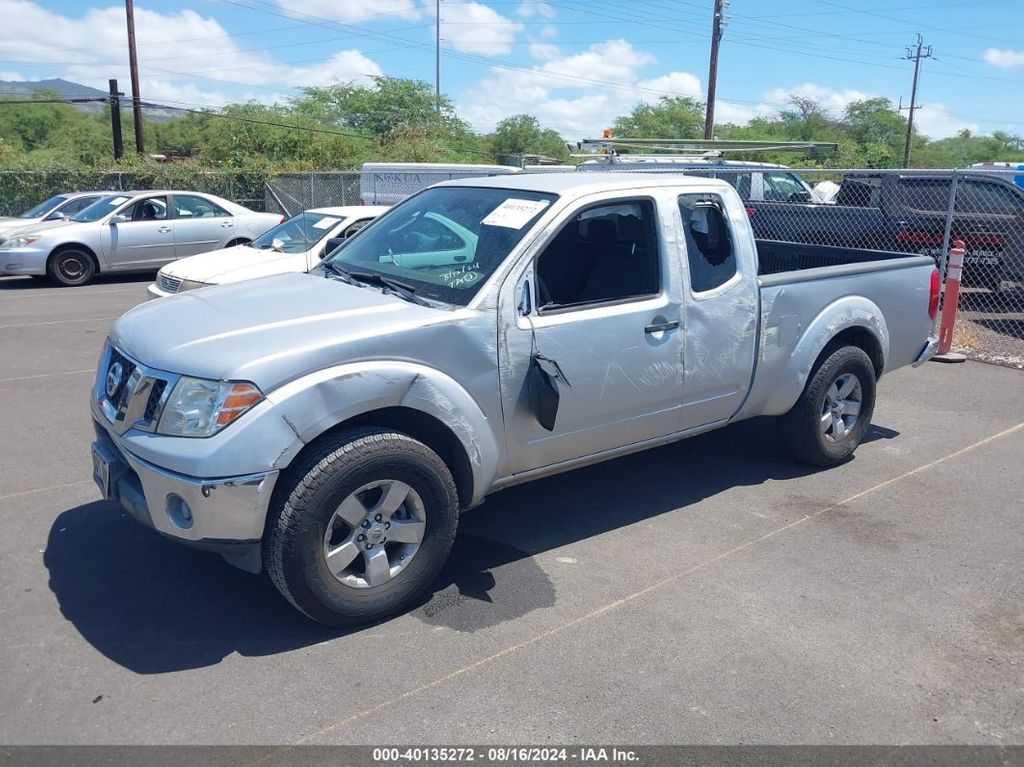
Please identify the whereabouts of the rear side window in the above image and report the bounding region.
[535,199,660,309]
[174,194,230,218]
[837,178,881,207]
[763,172,809,202]
[718,172,752,200]
[679,194,737,293]
[895,179,951,213]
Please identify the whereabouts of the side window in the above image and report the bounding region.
[763,172,809,202]
[343,218,372,237]
[121,196,168,222]
[837,178,880,207]
[535,199,660,309]
[61,196,101,216]
[719,173,751,200]
[679,195,737,293]
[896,179,950,213]
[956,181,1023,215]
[174,194,229,219]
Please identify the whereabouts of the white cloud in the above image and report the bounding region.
[0,71,25,81]
[529,43,561,61]
[458,39,702,139]
[913,103,979,140]
[275,0,420,23]
[540,24,558,39]
[762,83,872,115]
[517,0,555,18]
[983,48,1024,69]
[0,0,382,109]
[443,2,523,55]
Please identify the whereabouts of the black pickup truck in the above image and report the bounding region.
[742,172,1024,291]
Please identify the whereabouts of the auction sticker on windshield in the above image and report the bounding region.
[313,217,341,230]
[482,198,550,229]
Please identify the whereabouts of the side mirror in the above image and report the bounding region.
[45,211,66,221]
[518,280,533,316]
[108,214,128,225]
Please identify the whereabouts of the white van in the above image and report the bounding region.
[359,163,520,205]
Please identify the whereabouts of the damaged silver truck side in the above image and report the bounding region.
[91,174,940,625]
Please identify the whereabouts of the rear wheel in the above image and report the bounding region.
[264,428,459,626]
[778,344,877,467]
[47,248,96,287]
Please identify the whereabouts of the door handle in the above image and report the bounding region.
[220,221,233,228]
[645,319,679,334]
[157,226,171,234]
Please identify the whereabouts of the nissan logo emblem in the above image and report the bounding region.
[105,361,123,398]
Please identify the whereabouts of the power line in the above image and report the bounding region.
[901,34,933,167]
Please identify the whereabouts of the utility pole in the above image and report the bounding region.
[703,0,725,140]
[108,79,124,161]
[435,0,441,113]
[124,0,145,154]
[901,33,932,168]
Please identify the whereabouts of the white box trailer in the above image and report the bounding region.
[359,162,521,205]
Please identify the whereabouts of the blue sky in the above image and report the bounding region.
[1,0,1022,140]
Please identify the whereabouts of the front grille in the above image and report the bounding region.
[144,379,167,422]
[98,346,177,435]
[158,272,182,293]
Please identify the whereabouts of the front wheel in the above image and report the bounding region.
[264,428,459,626]
[778,344,877,467]
[47,248,96,287]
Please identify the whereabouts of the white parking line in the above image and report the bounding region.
[0,480,93,503]
[0,317,117,330]
[1,287,144,300]
[0,369,94,384]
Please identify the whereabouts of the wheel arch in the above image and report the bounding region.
[265,361,501,508]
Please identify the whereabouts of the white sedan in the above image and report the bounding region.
[148,205,388,298]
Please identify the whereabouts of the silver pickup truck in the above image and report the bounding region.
[90,174,939,625]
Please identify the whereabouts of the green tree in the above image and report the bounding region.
[488,114,568,163]
[611,96,706,140]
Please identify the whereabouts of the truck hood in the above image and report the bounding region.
[163,244,308,284]
[110,272,445,390]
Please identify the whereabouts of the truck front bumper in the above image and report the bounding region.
[91,418,279,573]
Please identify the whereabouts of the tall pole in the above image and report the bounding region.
[435,0,441,113]
[703,0,725,140]
[902,33,931,168]
[108,79,124,161]
[125,0,145,154]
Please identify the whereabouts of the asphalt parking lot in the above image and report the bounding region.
[1,273,1022,746]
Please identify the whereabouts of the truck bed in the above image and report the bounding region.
[756,239,922,277]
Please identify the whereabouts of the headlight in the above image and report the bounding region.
[9,235,40,248]
[178,279,207,292]
[156,377,264,437]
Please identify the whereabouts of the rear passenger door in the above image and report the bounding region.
[678,193,759,429]
[498,196,685,474]
[171,194,235,259]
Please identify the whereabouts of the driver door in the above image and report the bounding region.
[102,195,174,271]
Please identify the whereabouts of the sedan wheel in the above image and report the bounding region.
[48,249,96,287]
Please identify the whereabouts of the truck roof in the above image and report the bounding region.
[434,171,733,198]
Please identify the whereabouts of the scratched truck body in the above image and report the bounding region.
[90,174,939,625]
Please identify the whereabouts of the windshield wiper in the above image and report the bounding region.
[322,263,430,306]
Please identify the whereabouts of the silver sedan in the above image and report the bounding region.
[0,190,282,286]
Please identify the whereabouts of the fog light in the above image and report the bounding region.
[166,494,194,529]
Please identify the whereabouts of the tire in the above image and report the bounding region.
[47,248,96,287]
[778,344,877,467]
[264,428,459,626]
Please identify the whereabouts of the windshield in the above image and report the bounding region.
[251,211,343,254]
[322,186,556,306]
[19,195,67,219]
[72,195,131,223]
